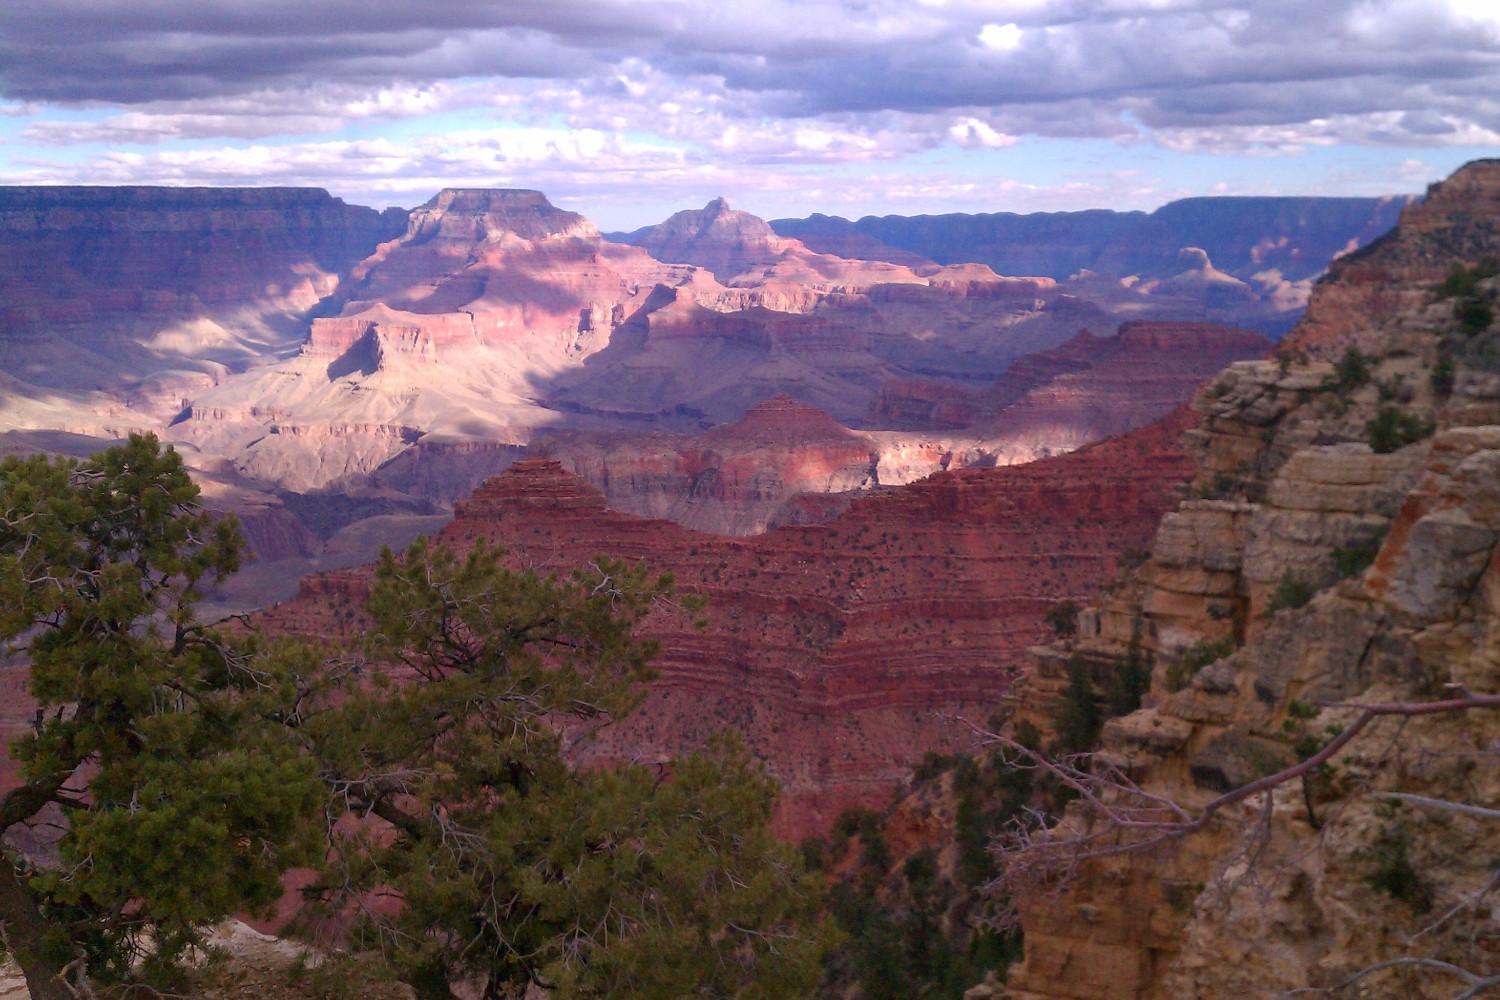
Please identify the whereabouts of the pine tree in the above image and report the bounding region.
[0,435,324,999]
[292,538,830,998]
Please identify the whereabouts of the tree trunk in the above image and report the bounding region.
[0,854,71,1000]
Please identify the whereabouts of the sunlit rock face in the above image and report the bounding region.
[1002,159,1500,1000]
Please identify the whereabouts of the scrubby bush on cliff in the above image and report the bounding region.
[1044,599,1079,639]
[1164,636,1238,692]
[1366,404,1437,453]
[1,437,827,1000]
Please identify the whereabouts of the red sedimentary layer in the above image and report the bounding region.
[256,410,1196,837]
[874,321,1271,435]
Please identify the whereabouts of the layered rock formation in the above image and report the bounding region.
[257,410,1194,838]
[0,183,1404,614]
[172,188,695,492]
[1001,159,1500,999]
[0,186,403,428]
[775,196,1411,335]
[535,394,878,534]
[537,324,1268,535]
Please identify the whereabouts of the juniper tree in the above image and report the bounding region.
[290,538,830,999]
[0,435,324,1000]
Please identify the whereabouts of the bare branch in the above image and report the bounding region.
[1376,792,1500,821]
[1274,956,1500,999]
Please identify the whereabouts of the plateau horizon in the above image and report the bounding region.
[4,1,1500,230]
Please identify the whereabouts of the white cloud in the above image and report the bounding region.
[978,23,1024,50]
[948,117,1020,148]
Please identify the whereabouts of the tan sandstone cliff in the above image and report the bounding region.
[1001,159,1500,999]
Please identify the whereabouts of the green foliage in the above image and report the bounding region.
[1456,295,1494,335]
[1433,257,1499,298]
[1431,351,1456,397]
[1332,531,1386,579]
[1365,819,1434,913]
[297,538,827,999]
[1266,571,1317,614]
[1051,657,1103,756]
[2,439,827,999]
[1044,598,1079,638]
[817,755,1028,999]
[1367,405,1436,454]
[1104,636,1153,718]
[0,435,324,992]
[1327,346,1374,394]
[1434,259,1498,339]
[1165,636,1237,692]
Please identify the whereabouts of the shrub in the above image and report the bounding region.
[1105,639,1152,718]
[1328,346,1373,393]
[1366,822,1434,913]
[1165,636,1237,692]
[1367,405,1436,453]
[1431,351,1455,397]
[1332,531,1385,578]
[1045,598,1080,638]
[1433,256,1499,299]
[1266,570,1316,613]
[1456,294,1494,335]
[1052,657,1102,755]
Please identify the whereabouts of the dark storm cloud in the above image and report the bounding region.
[3,0,1500,149]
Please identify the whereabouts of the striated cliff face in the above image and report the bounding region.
[257,411,1193,838]
[1002,159,1500,999]
[0,186,404,427]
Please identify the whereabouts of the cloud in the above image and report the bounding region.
[2,0,1499,218]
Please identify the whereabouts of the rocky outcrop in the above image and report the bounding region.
[1003,159,1500,1000]
[875,322,1270,435]
[538,326,1268,534]
[257,410,1193,839]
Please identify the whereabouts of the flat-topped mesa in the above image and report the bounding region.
[0,185,404,330]
[454,458,610,520]
[402,188,600,245]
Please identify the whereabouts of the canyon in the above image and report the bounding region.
[255,409,1196,836]
[0,185,1389,588]
[3,164,1486,1000]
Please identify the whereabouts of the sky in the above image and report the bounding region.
[1,0,1499,231]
